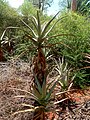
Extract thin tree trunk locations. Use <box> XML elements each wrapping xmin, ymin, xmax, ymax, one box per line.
<box><xmin>71</xmin><ymin>0</ymin><xmax>77</xmax><ymax>11</ymax></box>
<box><xmin>39</xmin><ymin>0</ymin><xmax>41</xmax><ymax>9</ymax></box>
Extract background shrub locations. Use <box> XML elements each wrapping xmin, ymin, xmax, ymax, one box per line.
<box><xmin>48</xmin><ymin>12</ymin><xmax>90</xmax><ymax>88</ymax></box>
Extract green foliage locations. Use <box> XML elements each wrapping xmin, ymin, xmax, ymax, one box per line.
<box><xmin>18</xmin><ymin>0</ymin><xmax>37</xmax><ymax>17</ymax></box>
<box><xmin>76</xmin><ymin>0</ymin><xmax>90</xmax><ymax>15</ymax></box>
<box><xmin>0</xmin><ymin>0</ymin><xmax>21</xmax><ymax>60</ymax></box>
<box><xmin>0</xmin><ymin>0</ymin><xmax>19</xmax><ymax>30</ymax></box>
<box><xmin>59</xmin><ymin>0</ymin><xmax>90</xmax><ymax>16</ymax></box>
<box><xmin>50</xmin><ymin>12</ymin><xmax>90</xmax><ymax>88</ymax></box>
<box><xmin>74</xmin><ymin>70</ymin><xmax>89</xmax><ymax>88</ymax></box>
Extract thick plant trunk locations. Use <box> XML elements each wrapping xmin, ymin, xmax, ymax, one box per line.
<box><xmin>33</xmin><ymin>107</ymin><xmax>45</xmax><ymax>120</ymax></box>
<box><xmin>71</xmin><ymin>0</ymin><xmax>77</xmax><ymax>11</ymax></box>
<box><xmin>32</xmin><ymin>48</ymin><xmax>46</xmax><ymax>120</ymax></box>
<box><xmin>33</xmin><ymin>48</ymin><xmax>46</xmax><ymax>87</ymax></box>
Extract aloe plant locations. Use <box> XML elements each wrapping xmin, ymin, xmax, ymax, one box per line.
<box><xmin>11</xmin><ymin>75</ymin><xmax>57</xmax><ymax>120</ymax></box>
<box><xmin>54</xmin><ymin>57</ymin><xmax>75</xmax><ymax>91</ymax></box>
<box><xmin>0</xmin><ymin>28</ymin><xmax>7</xmax><ymax>61</ymax></box>
<box><xmin>54</xmin><ymin>57</ymin><xmax>76</xmax><ymax>111</ymax></box>
<box><xmin>17</xmin><ymin>11</ymin><xmax>73</xmax><ymax>119</ymax></box>
<box><xmin>21</xmin><ymin>11</ymin><xmax>61</xmax><ymax>85</ymax></box>
<box><xmin>0</xmin><ymin>27</ymin><xmax>18</xmax><ymax>61</ymax></box>
<box><xmin>21</xmin><ymin>11</ymin><xmax>71</xmax><ymax>87</ymax></box>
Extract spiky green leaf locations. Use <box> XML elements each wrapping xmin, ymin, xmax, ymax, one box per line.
<box><xmin>32</xmin><ymin>86</ymin><xmax>41</xmax><ymax>99</ymax></box>
<box><xmin>33</xmin><ymin>73</ymin><xmax>42</xmax><ymax>94</ymax></box>
<box><xmin>45</xmin><ymin>81</ymin><xmax>57</xmax><ymax>101</ymax></box>
<box><xmin>30</xmin><ymin>16</ymin><xmax>38</xmax><ymax>31</ymax></box>
<box><xmin>21</xmin><ymin>19</ymin><xmax>37</xmax><ymax>38</ymax></box>
<box><xmin>43</xmin><ymin>16</ymin><xmax>66</xmax><ymax>39</ymax></box>
<box><xmin>37</xmin><ymin>11</ymin><xmax>41</xmax><ymax>37</ymax></box>
<box><xmin>42</xmin><ymin>78</ymin><xmax>46</xmax><ymax>98</ymax></box>
<box><xmin>41</xmin><ymin>11</ymin><xmax>60</xmax><ymax>38</ymax></box>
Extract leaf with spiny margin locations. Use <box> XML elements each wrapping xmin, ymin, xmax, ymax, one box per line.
<box><xmin>45</xmin><ymin>81</ymin><xmax>57</xmax><ymax>101</ymax></box>
<box><xmin>33</xmin><ymin>72</ymin><xmax>42</xmax><ymax>94</ymax></box>
<box><xmin>30</xmin><ymin>16</ymin><xmax>38</xmax><ymax>32</ymax></box>
<box><xmin>21</xmin><ymin>19</ymin><xmax>37</xmax><ymax>38</ymax></box>
<box><xmin>26</xmin><ymin>34</ymin><xmax>38</xmax><ymax>46</ymax></box>
<box><xmin>10</xmin><ymin>88</ymin><xmax>38</xmax><ymax>100</ymax></box>
<box><xmin>22</xmin><ymin>103</ymin><xmax>34</xmax><ymax>108</ymax></box>
<box><xmin>0</xmin><ymin>27</ymin><xmax>19</xmax><ymax>41</ymax></box>
<box><xmin>37</xmin><ymin>11</ymin><xmax>41</xmax><ymax>38</ymax></box>
<box><xmin>42</xmin><ymin>78</ymin><xmax>46</xmax><ymax>98</ymax></box>
<box><xmin>32</xmin><ymin>86</ymin><xmax>41</xmax><ymax>99</ymax></box>
<box><xmin>43</xmin><ymin>16</ymin><xmax>66</xmax><ymax>39</ymax></box>
<box><xmin>41</xmin><ymin>11</ymin><xmax>60</xmax><ymax>38</ymax></box>
<box><xmin>46</xmin><ymin>80</ymin><xmax>55</xmax><ymax>92</ymax></box>
<box><xmin>12</xmin><ymin>109</ymin><xmax>35</xmax><ymax>116</ymax></box>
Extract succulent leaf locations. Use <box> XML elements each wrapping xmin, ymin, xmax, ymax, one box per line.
<box><xmin>41</xmin><ymin>11</ymin><xmax>60</xmax><ymax>38</ymax></box>
<box><xmin>30</xmin><ymin>16</ymin><xmax>38</xmax><ymax>31</ymax></box>
<box><xmin>43</xmin><ymin>16</ymin><xmax>66</xmax><ymax>38</ymax></box>
<box><xmin>37</xmin><ymin>11</ymin><xmax>41</xmax><ymax>37</ymax></box>
<box><xmin>42</xmin><ymin>78</ymin><xmax>46</xmax><ymax>98</ymax></box>
<box><xmin>34</xmin><ymin>74</ymin><xmax>42</xmax><ymax>94</ymax></box>
<box><xmin>32</xmin><ymin>86</ymin><xmax>41</xmax><ymax>99</ymax></box>
<box><xmin>21</xmin><ymin>19</ymin><xmax>37</xmax><ymax>38</ymax></box>
<box><xmin>45</xmin><ymin>81</ymin><xmax>57</xmax><ymax>101</ymax></box>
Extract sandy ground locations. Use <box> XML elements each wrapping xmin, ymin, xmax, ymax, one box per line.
<box><xmin>0</xmin><ymin>60</ymin><xmax>90</xmax><ymax>120</ymax></box>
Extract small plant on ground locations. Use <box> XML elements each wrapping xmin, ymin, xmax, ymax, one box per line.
<box><xmin>11</xmin><ymin>73</ymin><xmax>57</xmax><ymax>120</ymax></box>
<box><xmin>0</xmin><ymin>27</ymin><xmax>18</xmax><ymax>61</ymax></box>
<box><xmin>54</xmin><ymin>57</ymin><xmax>76</xmax><ymax>111</ymax></box>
